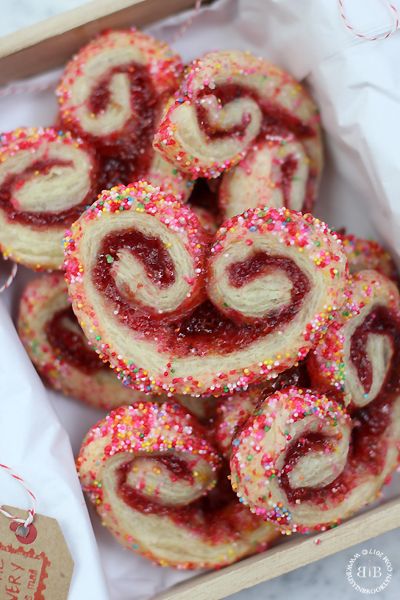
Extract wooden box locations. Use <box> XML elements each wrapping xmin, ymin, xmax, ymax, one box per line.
<box><xmin>0</xmin><ymin>1</ymin><xmax>398</xmax><ymax>599</ymax></box>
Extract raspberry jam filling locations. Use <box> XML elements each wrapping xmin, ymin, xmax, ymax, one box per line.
<box><xmin>117</xmin><ymin>461</ymin><xmax>245</xmax><ymax>540</ymax></box>
<box><xmin>45</xmin><ymin>306</ymin><xmax>104</xmax><ymax>373</ymax></box>
<box><xmin>0</xmin><ymin>159</ymin><xmax>94</xmax><ymax>227</ymax></box>
<box><xmin>280</xmin><ymin>306</ymin><xmax>400</xmax><ymax>507</ymax></box>
<box><xmin>196</xmin><ymin>84</ymin><xmax>314</xmax><ymax>141</ymax></box>
<box><xmin>94</xmin><ymin>228</ymin><xmax>176</xmax><ymax>291</ymax></box>
<box><xmin>280</xmin><ymin>433</ymin><xmax>335</xmax><ymax>504</ymax></box>
<box><xmin>93</xmin><ymin>239</ymin><xmax>310</xmax><ymax>356</ymax></box>
<box><xmin>228</xmin><ymin>252</ymin><xmax>310</xmax><ymax>321</ymax></box>
<box><xmin>118</xmin><ymin>455</ymin><xmax>195</xmax><ymax>505</ymax></box>
<box><xmin>85</xmin><ymin>62</ymin><xmax>157</xmax><ymax>172</ymax></box>
<box><xmin>280</xmin><ymin>155</ymin><xmax>300</xmax><ymax>207</ymax></box>
<box><xmin>350</xmin><ymin>305</ymin><xmax>394</xmax><ymax>395</ymax></box>
<box><xmin>174</xmin><ymin>301</ymin><xmax>268</xmax><ymax>354</ymax></box>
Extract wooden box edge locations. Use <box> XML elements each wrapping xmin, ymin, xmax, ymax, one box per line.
<box><xmin>0</xmin><ymin>0</ymin><xmax>205</xmax><ymax>85</ymax></box>
<box><xmin>153</xmin><ymin>498</ymin><xmax>400</xmax><ymax>600</ymax></box>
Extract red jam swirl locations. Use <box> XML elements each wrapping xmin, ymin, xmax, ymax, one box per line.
<box><xmin>0</xmin><ymin>159</ymin><xmax>95</xmax><ymax>227</ymax></box>
<box><xmin>85</xmin><ymin>62</ymin><xmax>158</xmax><ymax>174</ymax></box>
<box><xmin>280</xmin><ymin>306</ymin><xmax>400</xmax><ymax>507</ymax></box>
<box><xmin>228</xmin><ymin>252</ymin><xmax>310</xmax><ymax>323</ymax></box>
<box><xmin>227</xmin><ymin>366</ymin><xmax>311</xmax><ymax>458</ymax></box>
<box><xmin>350</xmin><ymin>305</ymin><xmax>393</xmax><ymax>395</ymax></box>
<box><xmin>156</xmin><ymin>455</ymin><xmax>195</xmax><ymax>484</ymax></box>
<box><xmin>280</xmin><ymin>155</ymin><xmax>300</xmax><ymax>208</ymax></box>
<box><xmin>118</xmin><ymin>455</ymin><xmax>194</xmax><ymax>503</ymax></box>
<box><xmin>175</xmin><ymin>301</ymin><xmax>276</xmax><ymax>354</ymax></box>
<box><xmin>92</xmin><ymin>239</ymin><xmax>310</xmax><ymax>356</ymax></box>
<box><xmin>196</xmin><ymin>84</ymin><xmax>314</xmax><ymax>141</ymax></box>
<box><xmin>117</xmin><ymin>461</ymin><xmax>245</xmax><ymax>540</ymax></box>
<box><xmin>45</xmin><ymin>306</ymin><xmax>104</xmax><ymax>373</ymax></box>
<box><xmin>94</xmin><ymin>228</ymin><xmax>176</xmax><ymax>292</ymax></box>
<box><xmin>280</xmin><ymin>433</ymin><xmax>334</xmax><ymax>503</ymax></box>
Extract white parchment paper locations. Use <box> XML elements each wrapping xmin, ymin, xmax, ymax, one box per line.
<box><xmin>1</xmin><ymin>1</ymin><xmax>400</xmax><ymax>598</ymax></box>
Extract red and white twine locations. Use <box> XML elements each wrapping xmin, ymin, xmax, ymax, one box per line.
<box><xmin>172</xmin><ymin>0</ymin><xmax>203</xmax><ymax>43</ymax></box>
<box><xmin>338</xmin><ymin>0</ymin><xmax>400</xmax><ymax>41</ymax></box>
<box><xmin>0</xmin><ymin>261</ymin><xmax>17</xmax><ymax>294</ymax></box>
<box><xmin>0</xmin><ymin>78</ymin><xmax>57</xmax><ymax>98</ymax></box>
<box><xmin>0</xmin><ymin>463</ymin><xmax>36</xmax><ymax>528</ymax></box>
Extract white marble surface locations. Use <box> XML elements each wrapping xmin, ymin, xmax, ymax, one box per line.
<box><xmin>0</xmin><ymin>2</ymin><xmax>399</xmax><ymax>600</ymax></box>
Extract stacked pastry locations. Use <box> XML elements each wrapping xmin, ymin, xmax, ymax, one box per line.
<box><xmin>1</xmin><ymin>28</ymin><xmax>398</xmax><ymax>570</ymax></box>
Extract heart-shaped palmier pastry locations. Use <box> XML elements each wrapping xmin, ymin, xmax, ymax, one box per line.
<box><xmin>57</xmin><ymin>29</ymin><xmax>192</xmax><ymax>200</ymax></box>
<box><xmin>64</xmin><ymin>181</ymin><xmax>347</xmax><ymax>396</ymax></box>
<box><xmin>308</xmin><ymin>269</ymin><xmax>400</xmax><ymax>409</ymax></box>
<box><xmin>0</xmin><ymin>127</ymin><xmax>98</xmax><ymax>270</ymax></box>
<box><xmin>78</xmin><ymin>402</ymin><xmax>278</xmax><ymax>569</ymax></box>
<box><xmin>154</xmin><ymin>50</ymin><xmax>323</xmax><ymax>216</ymax></box>
<box><xmin>231</xmin><ymin>382</ymin><xmax>400</xmax><ymax>532</ymax></box>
